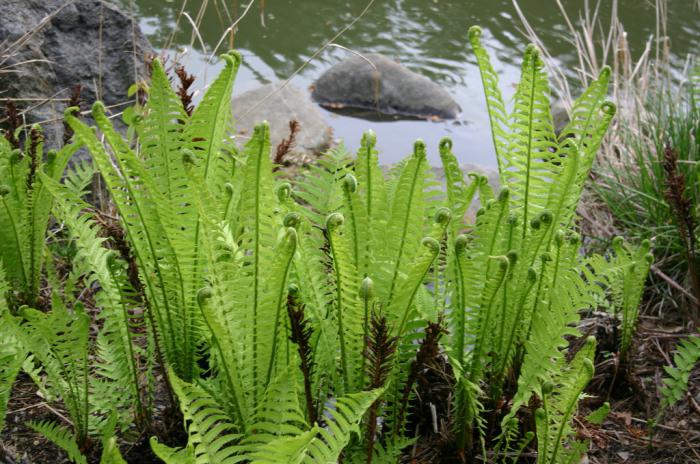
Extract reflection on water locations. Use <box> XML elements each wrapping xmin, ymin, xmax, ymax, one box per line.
<box><xmin>125</xmin><ymin>0</ymin><xmax>699</xmax><ymax>166</ymax></box>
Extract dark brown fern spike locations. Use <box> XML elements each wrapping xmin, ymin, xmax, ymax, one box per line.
<box><xmin>174</xmin><ymin>65</ymin><xmax>196</xmax><ymax>117</ymax></box>
<box><xmin>2</xmin><ymin>101</ymin><xmax>21</xmax><ymax>149</ymax></box>
<box><xmin>396</xmin><ymin>321</ymin><xmax>449</xmax><ymax>436</ymax></box>
<box><xmin>273</xmin><ymin>120</ymin><xmax>301</xmax><ymax>170</ymax></box>
<box><xmin>364</xmin><ymin>311</ymin><xmax>398</xmax><ymax>464</ymax></box>
<box><xmin>287</xmin><ymin>285</ymin><xmax>318</xmax><ymax>425</ymax></box>
<box><xmin>26</xmin><ymin>126</ymin><xmax>43</xmax><ymax>190</ymax></box>
<box><xmin>62</xmin><ymin>85</ymin><xmax>83</xmax><ymax>146</ymax></box>
<box><xmin>663</xmin><ymin>145</ymin><xmax>700</xmax><ymax>320</ymax></box>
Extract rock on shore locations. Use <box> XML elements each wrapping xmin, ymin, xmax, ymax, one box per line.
<box><xmin>312</xmin><ymin>53</ymin><xmax>461</xmax><ymax>120</ymax></box>
<box><xmin>232</xmin><ymin>82</ymin><xmax>333</xmax><ymax>162</ymax></box>
<box><xmin>0</xmin><ymin>0</ymin><xmax>153</xmax><ymax>147</ymax></box>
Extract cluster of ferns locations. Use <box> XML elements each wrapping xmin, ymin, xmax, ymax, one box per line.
<box><xmin>0</xmin><ymin>26</ymin><xmax>668</xmax><ymax>464</ymax></box>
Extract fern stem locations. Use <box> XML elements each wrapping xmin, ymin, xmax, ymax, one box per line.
<box><xmin>363</xmin><ymin>139</ymin><xmax>373</xmax><ymax>218</ymax></box>
<box><xmin>0</xmin><ymin>197</ymin><xmax>28</xmax><ymax>294</ymax></box>
<box><xmin>499</xmin><ymin>275</ymin><xmax>536</xmax><ymax>380</ymax></box>
<box><xmin>196</xmin><ymin>294</ymin><xmax>246</xmax><ymax>427</ymax></box>
<box><xmin>107</xmin><ymin>265</ymin><xmax>145</xmax><ymax>424</ymax></box>
<box><xmin>469</xmin><ymin>263</ymin><xmax>508</xmax><ymax>383</ymax></box>
<box><xmin>540</xmin><ymin>395</ymin><xmax>550</xmax><ymax>464</ymax></box>
<box><xmin>327</xmin><ymin>226</ymin><xmax>350</xmax><ymax>391</ymax></box>
<box><xmin>454</xmin><ymin>246</ymin><xmax>467</xmax><ymax>367</ymax></box>
<box><xmin>549</xmin><ymin>376</ymin><xmax>588</xmax><ymax>464</ymax></box>
<box><xmin>264</xmin><ymin>243</ymin><xmax>295</xmax><ymax>388</ymax></box>
<box><xmin>342</xmin><ymin>185</ymin><xmax>360</xmax><ymax>268</ymax></box>
<box><xmin>526</xmin><ymin>246</ymin><xmax>560</xmax><ymax>344</ymax></box>
<box><xmin>250</xmin><ymin>128</ymin><xmax>267</xmax><ymax>399</ymax></box>
<box><xmin>521</xmin><ymin>52</ymin><xmax>538</xmax><ymax>241</ymax></box>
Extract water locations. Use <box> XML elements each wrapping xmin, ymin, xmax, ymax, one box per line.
<box><xmin>125</xmin><ymin>0</ymin><xmax>699</xmax><ymax>166</ymax></box>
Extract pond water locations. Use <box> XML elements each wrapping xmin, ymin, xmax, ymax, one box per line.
<box><xmin>125</xmin><ymin>0</ymin><xmax>699</xmax><ymax>166</ymax></box>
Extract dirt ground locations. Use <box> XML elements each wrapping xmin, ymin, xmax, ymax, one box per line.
<box><xmin>1</xmin><ymin>314</ymin><xmax>698</xmax><ymax>464</ymax></box>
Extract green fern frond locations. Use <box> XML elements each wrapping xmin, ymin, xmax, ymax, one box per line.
<box><xmin>660</xmin><ymin>335</ymin><xmax>700</xmax><ymax>411</ymax></box>
<box><xmin>169</xmin><ymin>371</ymin><xmax>242</xmax><ymax>463</ymax></box>
<box><xmin>139</xmin><ymin>58</ymin><xmax>188</xmax><ymax>200</ymax></box>
<box><xmin>99</xmin><ymin>437</ymin><xmax>128</xmax><ymax>464</ymax></box>
<box><xmin>325</xmin><ymin>212</ymin><xmax>364</xmax><ymax>393</ymax></box>
<box><xmin>0</xmin><ymin>317</ymin><xmax>24</xmax><ymax>432</ymax></box>
<box><xmin>504</xmin><ymin>45</ymin><xmax>559</xmax><ymax>230</ymax></box>
<box><xmin>62</xmin><ymin>158</ymin><xmax>95</xmax><ymax>200</ymax></box>
<box><xmin>585</xmin><ymin>402</ymin><xmax>610</xmax><ymax>426</ymax></box>
<box><xmin>65</xmin><ymin>103</ymin><xmax>193</xmax><ymax>379</ymax></box>
<box><xmin>12</xmin><ymin>301</ymin><xmax>92</xmax><ymax>444</ymax></box>
<box><xmin>353</xmin><ymin>130</ymin><xmax>389</xmax><ymax>274</ymax></box>
<box><xmin>246</xmin><ymin>429</ymin><xmax>317</xmax><ymax>464</ymax></box>
<box><xmin>41</xmin><ymin>172</ymin><xmax>146</xmax><ymax>425</ymax></box>
<box><xmin>230</xmin><ymin>121</ymin><xmax>286</xmax><ymax>405</ymax></box>
<box><xmin>304</xmin><ymin>388</ymin><xmax>384</xmax><ymax>463</ymax></box>
<box><xmin>185</xmin><ymin>51</ymin><xmax>241</xmax><ymax>184</ymax></box>
<box><xmin>247</xmin><ymin>367</ymin><xmax>307</xmax><ymax>443</ymax></box>
<box><xmin>388</xmin><ymin>234</ymin><xmax>443</xmax><ymax>337</ymax></box>
<box><xmin>0</xmin><ymin>133</ymin><xmax>79</xmax><ymax>306</ymax></box>
<box><xmin>469</xmin><ymin>26</ymin><xmax>509</xmax><ymax>173</ymax></box>
<box><xmin>535</xmin><ymin>337</ymin><xmax>596</xmax><ymax>464</ymax></box>
<box><xmin>505</xmin><ymin>235</ymin><xmax>592</xmax><ymax>425</ymax></box>
<box><xmin>27</xmin><ymin>420</ymin><xmax>88</xmax><ymax>464</ymax></box>
<box><xmin>438</xmin><ymin>138</ymin><xmax>477</xmax><ymax>230</ymax></box>
<box><xmin>585</xmin><ymin>238</ymin><xmax>652</xmax><ymax>357</ymax></box>
<box><xmin>380</xmin><ymin>140</ymin><xmax>429</xmax><ymax>304</ymax></box>
<box><xmin>150</xmin><ymin>437</ymin><xmax>196</xmax><ymax>464</ymax></box>
<box><xmin>293</xmin><ymin>143</ymin><xmax>350</xmax><ymax>228</ymax></box>
<box><xmin>99</xmin><ymin>412</ymin><xmax>128</xmax><ymax>464</ymax></box>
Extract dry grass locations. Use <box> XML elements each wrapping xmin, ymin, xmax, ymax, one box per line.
<box><xmin>513</xmin><ymin>0</ymin><xmax>691</xmax><ymax>164</ymax></box>
<box><xmin>515</xmin><ymin>0</ymin><xmax>699</xmax><ymax>297</ymax></box>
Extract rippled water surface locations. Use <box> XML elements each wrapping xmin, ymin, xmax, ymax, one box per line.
<box><xmin>125</xmin><ymin>0</ymin><xmax>700</xmax><ymax>166</ymax></box>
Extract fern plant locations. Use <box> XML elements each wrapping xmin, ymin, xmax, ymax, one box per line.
<box><xmin>585</xmin><ymin>237</ymin><xmax>653</xmax><ymax>358</ymax></box>
<box><xmin>649</xmin><ymin>334</ymin><xmax>700</xmax><ymax>442</ymax></box>
<box><xmin>7</xmin><ymin>284</ymin><xmax>143</xmax><ymax>461</ymax></box>
<box><xmin>0</xmin><ymin>266</ymin><xmax>24</xmax><ymax>432</ymax></box>
<box><xmin>421</xmin><ymin>26</ymin><xmax>623</xmax><ymax>462</ymax></box>
<box><xmin>48</xmin><ymin>29</ymin><xmax>655</xmax><ymax>463</ymax></box>
<box><xmin>0</xmin><ymin>126</ymin><xmax>79</xmax><ymax>308</ymax></box>
<box><xmin>659</xmin><ymin>335</ymin><xmax>700</xmax><ymax>412</ymax></box>
<box><xmin>4</xmin><ymin>172</ymin><xmax>148</xmax><ymax>459</ymax></box>
<box><xmin>62</xmin><ymin>52</ymin><xmax>243</xmax><ymax>382</ymax></box>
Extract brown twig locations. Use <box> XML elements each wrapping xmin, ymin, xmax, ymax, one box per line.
<box><xmin>286</xmin><ymin>286</ymin><xmax>317</xmax><ymax>425</ymax></box>
<box><xmin>26</xmin><ymin>125</ymin><xmax>42</xmax><ymax>189</ymax></box>
<box><xmin>662</xmin><ymin>145</ymin><xmax>700</xmax><ymax>322</ymax></box>
<box><xmin>363</xmin><ymin>312</ymin><xmax>397</xmax><ymax>463</ymax></box>
<box><xmin>395</xmin><ymin>321</ymin><xmax>447</xmax><ymax>436</ymax></box>
<box><xmin>174</xmin><ymin>65</ymin><xmax>195</xmax><ymax>117</ymax></box>
<box><xmin>273</xmin><ymin>120</ymin><xmax>300</xmax><ymax>170</ymax></box>
<box><xmin>2</xmin><ymin>101</ymin><xmax>21</xmax><ymax>149</ymax></box>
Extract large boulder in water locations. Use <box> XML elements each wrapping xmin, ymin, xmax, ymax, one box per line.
<box><xmin>0</xmin><ymin>0</ymin><xmax>153</xmax><ymax>148</ymax></box>
<box><xmin>311</xmin><ymin>53</ymin><xmax>460</xmax><ymax>120</ymax></box>
<box><xmin>232</xmin><ymin>82</ymin><xmax>333</xmax><ymax>163</ymax></box>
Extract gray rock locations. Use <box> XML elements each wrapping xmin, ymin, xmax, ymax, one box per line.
<box><xmin>312</xmin><ymin>53</ymin><xmax>460</xmax><ymax>120</ymax></box>
<box><xmin>232</xmin><ymin>82</ymin><xmax>333</xmax><ymax>162</ymax></box>
<box><xmin>0</xmin><ymin>0</ymin><xmax>152</xmax><ymax>148</ymax></box>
